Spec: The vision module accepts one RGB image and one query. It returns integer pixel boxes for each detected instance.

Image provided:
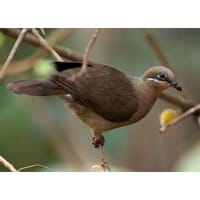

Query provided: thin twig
[1,28,83,62]
[5,29,73,76]
[31,28,63,62]
[18,164,49,171]
[77,29,100,77]
[143,28,171,67]
[0,155,17,172]
[160,104,200,133]
[0,28,28,82]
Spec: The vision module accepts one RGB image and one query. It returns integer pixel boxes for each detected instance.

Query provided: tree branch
[18,164,48,171]
[0,155,17,172]
[160,104,200,133]
[76,28,100,77]
[0,28,28,82]
[143,28,171,67]
[1,28,84,62]
[31,28,63,62]
[5,29,73,76]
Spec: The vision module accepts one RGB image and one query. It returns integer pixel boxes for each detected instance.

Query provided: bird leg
[91,135,105,148]
[91,135,110,171]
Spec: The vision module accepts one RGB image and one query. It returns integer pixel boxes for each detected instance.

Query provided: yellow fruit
[160,108,180,126]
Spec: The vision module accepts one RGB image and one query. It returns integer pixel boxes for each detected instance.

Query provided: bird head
[142,66,182,92]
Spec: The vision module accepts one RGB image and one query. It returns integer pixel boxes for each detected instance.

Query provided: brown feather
[52,63,139,122]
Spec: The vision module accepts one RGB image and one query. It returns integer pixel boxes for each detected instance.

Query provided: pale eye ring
[157,73,168,80]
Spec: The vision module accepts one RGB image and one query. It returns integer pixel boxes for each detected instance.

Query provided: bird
[7,61,182,170]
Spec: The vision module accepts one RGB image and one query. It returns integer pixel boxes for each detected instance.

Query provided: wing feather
[52,62,139,122]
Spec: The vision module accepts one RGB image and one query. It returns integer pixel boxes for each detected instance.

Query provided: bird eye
[157,73,167,80]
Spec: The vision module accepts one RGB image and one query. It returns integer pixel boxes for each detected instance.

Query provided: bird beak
[169,81,182,91]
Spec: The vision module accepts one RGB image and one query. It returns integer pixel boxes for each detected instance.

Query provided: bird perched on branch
[7,62,182,170]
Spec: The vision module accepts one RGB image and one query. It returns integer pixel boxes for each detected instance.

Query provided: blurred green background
[0,28,200,171]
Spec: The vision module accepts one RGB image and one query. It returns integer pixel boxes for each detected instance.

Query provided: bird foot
[91,135,105,148]
[101,161,111,172]
[91,135,111,171]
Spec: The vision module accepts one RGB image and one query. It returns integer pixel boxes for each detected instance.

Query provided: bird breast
[62,83,157,135]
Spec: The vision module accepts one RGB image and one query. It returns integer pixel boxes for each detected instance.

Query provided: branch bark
[5,29,73,76]
[1,28,84,62]
[0,28,28,82]
[0,155,17,172]
[160,104,200,133]
[143,28,171,68]
[31,29,63,62]
[76,29,100,77]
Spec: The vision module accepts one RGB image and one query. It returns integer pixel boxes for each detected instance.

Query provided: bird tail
[6,79,66,96]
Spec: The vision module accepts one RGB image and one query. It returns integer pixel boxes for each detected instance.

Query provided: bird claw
[91,135,105,148]
[101,162,111,172]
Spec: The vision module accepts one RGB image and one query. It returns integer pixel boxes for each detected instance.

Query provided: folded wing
[52,62,139,122]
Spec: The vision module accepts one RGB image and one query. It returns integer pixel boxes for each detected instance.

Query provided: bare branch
[0,155,17,172]
[31,28,63,62]
[0,155,48,172]
[0,28,88,62]
[5,29,73,76]
[0,28,28,82]
[18,164,49,171]
[77,29,100,77]
[143,28,171,67]
[160,104,200,133]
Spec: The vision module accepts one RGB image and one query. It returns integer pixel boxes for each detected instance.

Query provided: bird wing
[54,61,93,72]
[52,62,139,122]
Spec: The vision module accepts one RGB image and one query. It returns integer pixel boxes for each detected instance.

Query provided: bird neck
[133,77,163,97]
[134,77,160,112]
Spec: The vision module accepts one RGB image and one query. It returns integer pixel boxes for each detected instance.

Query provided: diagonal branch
[160,104,200,133]
[1,28,83,62]
[0,28,28,82]
[5,29,73,76]
[143,28,171,68]
[0,155,17,172]
[31,28,63,62]
[76,28,100,77]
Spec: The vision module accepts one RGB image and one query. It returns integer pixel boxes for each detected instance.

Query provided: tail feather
[7,79,66,96]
